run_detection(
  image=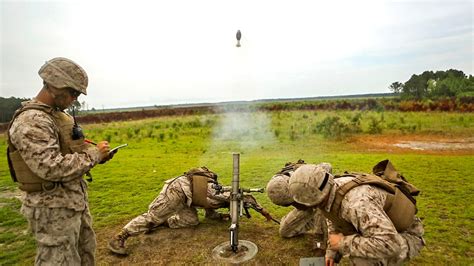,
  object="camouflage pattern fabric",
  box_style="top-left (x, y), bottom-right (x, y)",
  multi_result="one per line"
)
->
top-left (8, 100), bottom-right (101, 210)
top-left (277, 162), bottom-right (331, 239)
top-left (324, 176), bottom-right (425, 265)
top-left (9, 99), bottom-right (101, 265)
top-left (124, 175), bottom-right (229, 235)
top-left (279, 208), bottom-right (326, 238)
top-left (38, 57), bottom-right (89, 95)
top-left (21, 205), bottom-right (96, 266)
